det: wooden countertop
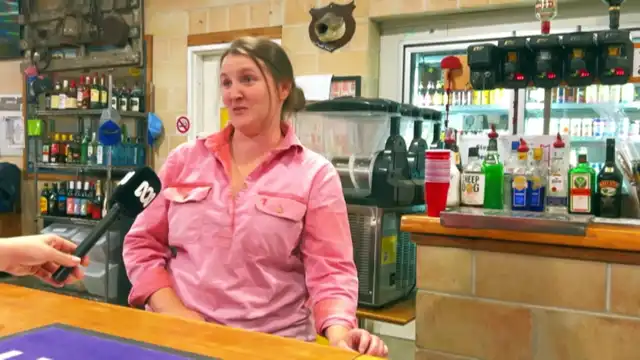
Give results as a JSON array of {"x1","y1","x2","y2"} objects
[
  {"x1": 401, "y1": 215, "x2": 640, "y2": 252},
  {"x1": 356, "y1": 295, "x2": 416, "y2": 325},
  {"x1": 0, "y1": 284, "x2": 367, "y2": 360}
]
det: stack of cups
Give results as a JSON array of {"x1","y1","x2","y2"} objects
[{"x1": 424, "y1": 150, "x2": 451, "y2": 217}]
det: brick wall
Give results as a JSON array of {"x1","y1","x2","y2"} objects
[
  {"x1": 415, "y1": 245, "x2": 640, "y2": 360},
  {"x1": 145, "y1": 0, "x2": 529, "y2": 168}
]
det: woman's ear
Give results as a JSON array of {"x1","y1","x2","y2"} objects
[{"x1": 277, "y1": 81, "x2": 292, "y2": 102}]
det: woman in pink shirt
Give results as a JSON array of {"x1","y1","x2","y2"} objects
[{"x1": 123, "y1": 36, "x2": 388, "y2": 357}]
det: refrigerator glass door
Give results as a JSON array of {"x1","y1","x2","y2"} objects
[{"x1": 403, "y1": 41, "x2": 516, "y2": 143}]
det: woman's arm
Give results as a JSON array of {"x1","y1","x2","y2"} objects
[
  {"x1": 300, "y1": 162, "x2": 359, "y2": 340},
  {"x1": 122, "y1": 148, "x2": 188, "y2": 312}
]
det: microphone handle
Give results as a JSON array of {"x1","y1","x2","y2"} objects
[{"x1": 52, "y1": 203, "x2": 122, "y2": 284}]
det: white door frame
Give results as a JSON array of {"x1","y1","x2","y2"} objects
[{"x1": 186, "y1": 39, "x2": 282, "y2": 142}]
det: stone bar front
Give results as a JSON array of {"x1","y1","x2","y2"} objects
[{"x1": 401, "y1": 215, "x2": 640, "y2": 360}]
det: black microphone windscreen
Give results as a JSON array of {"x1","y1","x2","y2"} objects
[{"x1": 110, "y1": 166, "x2": 162, "y2": 217}]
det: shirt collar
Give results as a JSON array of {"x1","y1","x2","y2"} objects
[{"x1": 203, "y1": 121, "x2": 303, "y2": 156}]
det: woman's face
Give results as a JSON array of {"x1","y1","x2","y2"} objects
[{"x1": 220, "y1": 53, "x2": 289, "y2": 136}]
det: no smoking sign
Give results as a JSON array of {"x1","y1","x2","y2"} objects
[{"x1": 175, "y1": 115, "x2": 190, "y2": 135}]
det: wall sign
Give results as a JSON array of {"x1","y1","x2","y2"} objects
[{"x1": 308, "y1": 1, "x2": 356, "y2": 53}]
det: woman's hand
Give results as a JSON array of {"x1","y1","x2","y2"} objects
[
  {"x1": 0, "y1": 234, "x2": 89, "y2": 286},
  {"x1": 326, "y1": 325, "x2": 389, "y2": 357}
]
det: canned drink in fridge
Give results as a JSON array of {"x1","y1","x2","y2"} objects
[
  {"x1": 581, "y1": 118, "x2": 593, "y2": 137},
  {"x1": 593, "y1": 118, "x2": 603, "y2": 137}
]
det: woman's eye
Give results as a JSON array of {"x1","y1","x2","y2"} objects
[
  {"x1": 241, "y1": 76, "x2": 255, "y2": 84},
  {"x1": 221, "y1": 79, "x2": 232, "y2": 87}
]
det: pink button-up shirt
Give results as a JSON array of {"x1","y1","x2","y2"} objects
[{"x1": 123, "y1": 123, "x2": 358, "y2": 341}]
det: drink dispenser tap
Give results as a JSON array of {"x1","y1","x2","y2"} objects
[
  {"x1": 498, "y1": 37, "x2": 534, "y2": 89},
  {"x1": 527, "y1": 34, "x2": 563, "y2": 88},
  {"x1": 466, "y1": 44, "x2": 501, "y2": 90},
  {"x1": 597, "y1": 0, "x2": 633, "y2": 85},
  {"x1": 561, "y1": 28, "x2": 598, "y2": 87}
]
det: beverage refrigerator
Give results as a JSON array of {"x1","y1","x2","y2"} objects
[{"x1": 396, "y1": 18, "x2": 640, "y2": 169}]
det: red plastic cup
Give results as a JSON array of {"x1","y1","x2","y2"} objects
[
  {"x1": 425, "y1": 182, "x2": 450, "y2": 217},
  {"x1": 426, "y1": 150, "x2": 451, "y2": 160}
]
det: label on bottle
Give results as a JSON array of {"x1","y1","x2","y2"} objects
[
  {"x1": 87, "y1": 145, "x2": 94, "y2": 163},
  {"x1": 101, "y1": 90, "x2": 108, "y2": 105},
  {"x1": 50, "y1": 95, "x2": 60, "y2": 110},
  {"x1": 42, "y1": 145, "x2": 50, "y2": 163},
  {"x1": 120, "y1": 97, "x2": 129, "y2": 112},
  {"x1": 67, "y1": 96, "x2": 77, "y2": 109},
  {"x1": 77, "y1": 91, "x2": 84, "y2": 104},
  {"x1": 528, "y1": 176, "x2": 544, "y2": 208},
  {"x1": 74, "y1": 198, "x2": 81, "y2": 216},
  {"x1": 47, "y1": 197, "x2": 56, "y2": 215},
  {"x1": 58, "y1": 94, "x2": 66, "y2": 109},
  {"x1": 96, "y1": 145, "x2": 104, "y2": 165},
  {"x1": 66, "y1": 197, "x2": 75, "y2": 215},
  {"x1": 58, "y1": 195, "x2": 66, "y2": 215},
  {"x1": 461, "y1": 174, "x2": 485, "y2": 206},
  {"x1": 80, "y1": 199, "x2": 88, "y2": 217},
  {"x1": 598, "y1": 179, "x2": 620, "y2": 216},
  {"x1": 511, "y1": 175, "x2": 528, "y2": 209},
  {"x1": 484, "y1": 154, "x2": 497, "y2": 165},
  {"x1": 130, "y1": 98, "x2": 140, "y2": 112},
  {"x1": 569, "y1": 173, "x2": 592, "y2": 213},
  {"x1": 111, "y1": 96, "x2": 118, "y2": 110},
  {"x1": 91, "y1": 89, "x2": 100, "y2": 103},
  {"x1": 39, "y1": 196, "x2": 47, "y2": 214}
]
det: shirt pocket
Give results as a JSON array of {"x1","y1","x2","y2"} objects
[
  {"x1": 165, "y1": 186, "x2": 213, "y2": 245},
  {"x1": 249, "y1": 193, "x2": 307, "y2": 259}
]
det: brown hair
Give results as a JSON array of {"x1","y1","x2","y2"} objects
[{"x1": 220, "y1": 36, "x2": 306, "y2": 120}]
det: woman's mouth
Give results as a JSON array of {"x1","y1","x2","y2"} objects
[{"x1": 232, "y1": 106, "x2": 248, "y2": 115}]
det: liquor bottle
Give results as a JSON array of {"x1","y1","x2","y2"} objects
[
  {"x1": 48, "y1": 183, "x2": 58, "y2": 216},
  {"x1": 482, "y1": 125, "x2": 504, "y2": 209},
  {"x1": 41, "y1": 130, "x2": 52, "y2": 163},
  {"x1": 528, "y1": 147, "x2": 547, "y2": 212},
  {"x1": 111, "y1": 82, "x2": 119, "y2": 110},
  {"x1": 90, "y1": 73, "x2": 101, "y2": 109},
  {"x1": 503, "y1": 141, "x2": 519, "y2": 209},
  {"x1": 119, "y1": 84, "x2": 130, "y2": 112},
  {"x1": 66, "y1": 181, "x2": 75, "y2": 217},
  {"x1": 77, "y1": 77, "x2": 86, "y2": 109},
  {"x1": 74, "y1": 180, "x2": 83, "y2": 217},
  {"x1": 80, "y1": 181, "x2": 90, "y2": 218},
  {"x1": 39, "y1": 183, "x2": 50, "y2": 215},
  {"x1": 444, "y1": 129, "x2": 460, "y2": 208},
  {"x1": 461, "y1": 146, "x2": 485, "y2": 207},
  {"x1": 100, "y1": 74, "x2": 108, "y2": 109},
  {"x1": 66, "y1": 134, "x2": 74, "y2": 164},
  {"x1": 130, "y1": 82, "x2": 144, "y2": 112},
  {"x1": 96, "y1": 136, "x2": 104, "y2": 166},
  {"x1": 80, "y1": 132, "x2": 90, "y2": 165},
  {"x1": 61, "y1": 134, "x2": 70, "y2": 163},
  {"x1": 57, "y1": 182, "x2": 67, "y2": 216},
  {"x1": 430, "y1": 122, "x2": 442, "y2": 149},
  {"x1": 92, "y1": 180, "x2": 104, "y2": 220},
  {"x1": 88, "y1": 132, "x2": 98, "y2": 165},
  {"x1": 596, "y1": 138, "x2": 623, "y2": 218},
  {"x1": 50, "y1": 81, "x2": 61, "y2": 110},
  {"x1": 59, "y1": 80, "x2": 68, "y2": 110},
  {"x1": 511, "y1": 138, "x2": 530, "y2": 211},
  {"x1": 568, "y1": 153, "x2": 596, "y2": 214},
  {"x1": 547, "y1": 133, "x2": 568, "y2": 213},
  {"x1": 82, "y1": 76, "x2": 91, "y2": 109},
  {"x1": 67, "y1": 80, "x2": 77, "y2": 109},
  {"x1": 71, "y1": 134, "x2": 81, "y2": 164}
]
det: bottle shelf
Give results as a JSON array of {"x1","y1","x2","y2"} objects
[
  {"x1": 35, "y1": 109, "x2": 147, "y2": 118},
  {"x1": 427, "y1": 104, "x2": 510, "y2": 114},
  {"x1": 35, "y1": 162, "x2": 139, "y2": 174},
  {"x1": 526, "y1": 102, "x2": 640, "y2": 116},
  {"x1": 40, "y1": 215, "x2": 99, "y2": 226}
]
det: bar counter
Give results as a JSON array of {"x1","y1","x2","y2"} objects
[
  {"x1": 402, "y1": 214, "x2": 640, "y2": 360},
  {"x1": 0, "y1": 284, "x2": 374, "y2": 360}
]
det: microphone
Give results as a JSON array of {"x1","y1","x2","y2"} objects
[{"x1": 52, "y1": 166, "x2": 162, "y2": 284}]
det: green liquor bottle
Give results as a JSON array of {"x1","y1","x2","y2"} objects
[
  {"x1": 568, "y1": 153, "x2": 596, "y2": 215},
  {"x1": 482, "y1": 125, "x2": 504, "y2": 210}
]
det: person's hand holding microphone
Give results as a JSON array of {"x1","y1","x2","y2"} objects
[{"x1": 0, "y1": 234, "x2": 89, "y2": 286}]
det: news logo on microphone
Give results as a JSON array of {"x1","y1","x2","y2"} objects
[{"x1": 110, "y1": 166, "x2": 162, "y2": 217}]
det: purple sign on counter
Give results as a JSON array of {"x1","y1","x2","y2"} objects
[{"x1": 0, "y1": 324, "x2": 217, "y2": 359}]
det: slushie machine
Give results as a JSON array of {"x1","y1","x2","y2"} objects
[{"x1": 296, "y1": 97, "x2": 440, "y2": 307}]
